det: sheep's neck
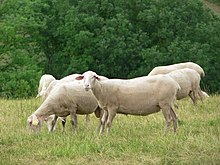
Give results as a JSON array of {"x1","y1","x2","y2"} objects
[
  {"x1": 34, "y1": 102, "x2": 53, "y2": 119},
  {"x1": 92, "y1": 80, "x2": 105, "y2": 103}
]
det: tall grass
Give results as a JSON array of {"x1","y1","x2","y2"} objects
[{"x1": 0, "y1": 96, "x2": 220, "y2": 164}]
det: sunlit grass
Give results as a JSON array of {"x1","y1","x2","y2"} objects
[{"x1": 0, "y1": 96, "x2": 220, "y2": 164}]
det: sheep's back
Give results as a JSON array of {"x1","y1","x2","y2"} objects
[{"x1": 48, "y1": 83, "x2": 98, "y2": 115}]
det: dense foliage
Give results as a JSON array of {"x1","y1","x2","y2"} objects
[{"x1": 0, "y1": 0, "x2": 220, "y2": 98}]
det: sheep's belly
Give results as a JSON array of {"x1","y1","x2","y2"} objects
[
  {"x1": 77, "y1": 105, "x2": 97, "y2": 114},
  {"x1": 118, "y1": 105, "x2": 160, "y2": 116},
  {"x1": 55, "y1": 112, "x2": 70, "y2": 117},
  {"x1": 77, "y1": 110, "x2": 93, "y2": 115}
]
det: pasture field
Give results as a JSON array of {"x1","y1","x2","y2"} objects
[{"x1": 0, "y1": 96, "x2": 220, "y2": 165}]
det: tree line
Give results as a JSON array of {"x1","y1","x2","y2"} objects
[{"x1": 0, "y1": 0, "x2": 220, "y2": 98}]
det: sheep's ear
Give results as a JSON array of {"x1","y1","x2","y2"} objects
[{"x1": 75, "y1": 75, "x2": 84, "y2": 80}]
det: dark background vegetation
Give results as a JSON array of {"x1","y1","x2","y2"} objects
[{"x1": 0, "y1": 0, "x2": 220, "y2": 98}]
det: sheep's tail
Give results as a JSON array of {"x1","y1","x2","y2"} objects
[
  {"x1": 198, "y1": 88, "x2": 206, "y2": 102},
  {"x1": 201, "y1": 70, "x2": 205, "y2": 77}
]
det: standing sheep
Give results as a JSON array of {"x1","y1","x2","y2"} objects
[
  {"x1": 28, "y1": 82, "x2": 102, "y2": 132},
  {"x1": 148, "y1": 62, "x2": 209, "y2": 97},
  {"x1": 167, "y1": 68, "x2": 204, "y2": 105},
  {"x1": 76, "y1": 71, "x2": 180, "y2": 134},
  {"x1": 148, "y1": 62, "x2": 205, "y2": 77},
  {"x1": 36, "y1": 74, "x2": 56, "y2": 98}
]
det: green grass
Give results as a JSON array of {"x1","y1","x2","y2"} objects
[{"x1": 0, "y1": 96, "x2": 220, "y2": 164}]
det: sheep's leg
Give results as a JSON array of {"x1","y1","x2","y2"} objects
[
  {"x1": 189, "y1": 91, "x2": 197, "y2": 106},
  {"x1": 70, "y1": 112, "x2": 78, "y2": 133},
  {"x1": 160, "y1": 104, "x2": 172, "y2": 134},
  {"x1": 99, "y1": 110, "x2": 108, "y2": 135},
  {"x1": 198, "y1": 88, "x2": 205, "y2": 102},
  {"x1": 174, "y1": 102, "x2": 179, "y2": 109},
  {"x1": 86, "y1": 114, "x2": 90, "y2": 129},
  {"x1": 50, "y1": 115, "x2": 58, "y2": 132},
  {"x1": 170, "y1": 107, "x2": 178, "y2": 133},
  {"x1": 61, "y1": 117, "x2": 66, "y2": 132},
  {"x1": 106, "y1": 109, "x2": 116, "y2": 134}
]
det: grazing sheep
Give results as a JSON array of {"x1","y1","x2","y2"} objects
[
  {"x1": 76, "y1": 71, "x2": 181, "y2": 134},
  {"x1": 167, "y1": 68, "x2": 204, "y2": 105},
  {"x1": 44, "y1": 74, "x2": 108, "y2": 132},
  {"x1": 42, "y1": 74, "x2": 81, "y2": 131},
  {"x1": 148, "y1": 62, "x2": 205, "y2": 77},
  {"x1": 36, "y1": 74, "x2": 82, "y2": 132},
  {"x1": 28, "y1": 82, "x2": 102, "y2": 132},
  {"x1": 36, "y1": 74, "x2": 56, "y2": 98}
]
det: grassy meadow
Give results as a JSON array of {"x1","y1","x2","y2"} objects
[{"x1": 0, "y1": 96, "x2": 220, "y2": 164}]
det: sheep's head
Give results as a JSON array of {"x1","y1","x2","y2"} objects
[
  {"x1": 27, "y1": 114, "x2": 42, "y2": 132},
  {"x1": 75, "y1": 71, "x2": 101, "y2": 91}
]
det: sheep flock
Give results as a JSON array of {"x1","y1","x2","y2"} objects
[{"x1": 28, "y1": 62, "x2": 209, "y2": 134}]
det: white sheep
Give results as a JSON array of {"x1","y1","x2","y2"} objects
[
  {"x1": 76, "y1": 71, "x2": 181, "y2": 134},
  {"x1": 43, "y1": 74, "x2": 81, "y2": 132},
  {"x1": 36, "y1": 74, "x2": 56, "y2": 98},
  {"x1": 37, "y1": 74, "x2": 82, "y2": 131},
  {"x1": 45, "y1": 73, "x2": 108, "y2": 98},
  {"x1": 44, "y1": 74, "x2": 108, "y2": 132},
  {"x1": 167, "y1": 68, "x2": 204, "y2": 105},
  {"x1": 45, "y1": 75, "x2": 87, "y2": 132},
  {"x1": 148, "y1": 62, "x2": 205, "y2": 77},
  {"x1": 148, "y1": 62, "x2": 209, "y2": 98},
  {"x1": 28, "y1": 82, "x2": 103, "y2": 132},
  {"x1": 44, "y1": 74, "x2": 81, "y2": 99}
]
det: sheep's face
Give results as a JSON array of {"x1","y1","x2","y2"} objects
[
  {"x1": 75, "y1": 71, "x2": 100, "y2": 91},
  {"x1": 27, "y1": 114, "x2": 42, "y2": 132}
]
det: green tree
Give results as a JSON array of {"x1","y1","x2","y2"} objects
[
  {"x1": 1, "y1": 0, "x2": 220, "y2": 98},
  {"x1": 0, "y1": 0, "x2": 44, "y2": 97}
]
